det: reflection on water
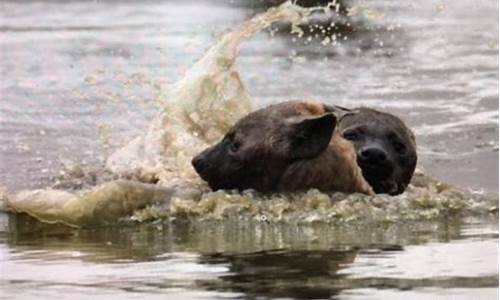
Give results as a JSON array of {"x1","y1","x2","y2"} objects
[{"x1": 1, "y1": 214, "x2": 498, "y2": 299}]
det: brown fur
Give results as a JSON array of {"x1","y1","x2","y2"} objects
[
  {"x1": 192, "y1": 100, "x2": 374, "y2": 195},
  {"x1": 280, "y1": 133, "x2": 373, "y2": 194},
  {"x1": 276, "y1": 101, "x2": 372, "y2": 193}
]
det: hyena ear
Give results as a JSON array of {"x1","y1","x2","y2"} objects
[
  {"x1": 287, "y1": 113, "x2": 336, "y2": 159},
  {"x1": 323, "y1": 104, "x2": 358, "y2": 121}
]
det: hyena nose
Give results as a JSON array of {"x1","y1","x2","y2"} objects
[
  {"x1": 359, "y1": 146, "x2": 388, "y2": 164},
  {"x1": 191, "y1": 155, "x2": 205, "y2": 172}
]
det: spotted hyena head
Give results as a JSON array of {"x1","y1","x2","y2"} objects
[{"x1": 337, "y1": 107, "x2": 417, "y2": 195}]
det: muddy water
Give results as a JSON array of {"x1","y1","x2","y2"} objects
[
  {"x1": 0, "y1": 0, "x2": 498, "y2": 299},
  {"x1": 1, "y1": 214, "x2": 498, "y2": 299}
]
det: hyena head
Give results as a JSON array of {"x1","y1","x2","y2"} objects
[
  {"x1": 191, "y1": 101, "x2": 338, "y2": 192},
  {"x1": 337, "y1": 107, "x2": 417, "y2": 195}
]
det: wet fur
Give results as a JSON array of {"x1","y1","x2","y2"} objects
[
  {"x1": 336, "y1": 107, "x2": 417, "y2": 195},
  {"x1": 279, "y1": 101, "x2": 372, "y2": 193},
  {"x1": 279, "y1": 133, "x2": 372, "y2": 193},
  {"x1": 192, "y1": 100, "x2": 374, "y2": 195}
]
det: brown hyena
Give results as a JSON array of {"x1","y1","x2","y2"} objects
[
  {"x1": 192, "y1": 100, "x2": 418, "y2": 195},
  {"x1": 191, "y1": 100, "x2": 374, "y2": 194}
]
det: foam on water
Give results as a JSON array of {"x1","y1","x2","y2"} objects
[{"x1": 135, "y1": 170, "x2": 497, "y2": 225}]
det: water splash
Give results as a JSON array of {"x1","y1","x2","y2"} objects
[
  {"x1": 2, "y1": 2, "x2": 318, "y2": 227},
  {"x1": 137, "y1": 170, "x2": 498, "y2": 225},
  {"x1": 105, "y1": 2, "x2": 312, "y2": 187}
]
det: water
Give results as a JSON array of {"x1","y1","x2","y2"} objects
[
  {"x1": 1, "y1": 0, "x2": 498, "y2": 299},
  {"x1": 1, "y1": 214, "x2": 498, "y2": 299}
]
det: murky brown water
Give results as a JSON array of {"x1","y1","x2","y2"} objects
[
  {"x1": 1, "y1": 0, "x2": 498, "y2": 299},
  {"x1": 1, "y1": 214, "x2": 498, "y2": 299}
]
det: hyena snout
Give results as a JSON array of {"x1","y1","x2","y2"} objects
[
  {"x1": 191, "y1": 154, "x2": 205, "y2": 172},
  {"x1": 358, "y1": 146, "x2": 389, "y2": 165},
  {"x1": 357, "y1": 145, "x2": 395, "y2": 178},
  {"x1": 191, "y1": 150, "x2": 214, "y2": 180}
]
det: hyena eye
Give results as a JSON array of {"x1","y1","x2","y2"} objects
[
  {"x1": 229, "y1": 141, "x2": 241, "y2": 153},
  {"x1": 342, "y1": 130, "x2": 359, "y2": 141},
  {"x1": 393, "y1": 141, "x2": 406, "y2": 154}
]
